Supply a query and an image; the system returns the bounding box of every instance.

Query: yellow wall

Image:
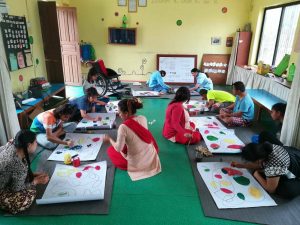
[70,0,252,82]
[249,0,300,65]
[6,0,47,93]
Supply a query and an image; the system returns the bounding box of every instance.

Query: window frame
[256,1,300,65]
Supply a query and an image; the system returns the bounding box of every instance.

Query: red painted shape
[214,174,222,179]
[95,165,101,170]
[76,172,82,178]
[210,143,220,149]
[92,137,100,142]
[227,144,243,149]
[187,105,193,109]
[83,166,93,171]
[204,130,209,134]
[220,188,232,194]
[222,167,243,176]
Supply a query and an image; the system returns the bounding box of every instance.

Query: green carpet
[1,98,253,225]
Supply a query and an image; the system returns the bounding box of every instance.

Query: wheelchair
[86,59,125,99]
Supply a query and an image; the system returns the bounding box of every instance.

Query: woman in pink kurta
[163,87,201,144]
[104,98,161,181]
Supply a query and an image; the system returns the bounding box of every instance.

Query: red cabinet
[236,32,252,67]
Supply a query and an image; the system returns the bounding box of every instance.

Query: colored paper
[105,101,120,113]
[197,162,277,209]
[36,161,107,205]
[48,133,103,161]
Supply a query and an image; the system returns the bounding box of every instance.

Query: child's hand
[231,161,244,168]
[67,140,74,147]
[103,135,111,143]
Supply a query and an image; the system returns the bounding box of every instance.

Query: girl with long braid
[0,130,49,214]
[103,98,161,181]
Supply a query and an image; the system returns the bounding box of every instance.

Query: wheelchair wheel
[95,75,108,96]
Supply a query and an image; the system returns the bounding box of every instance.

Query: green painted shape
[220,131,226,135]
[204,169,210,172]
[35,58,39,65]
[207,135,218,141]
[176,19,182,26]
[233,176,250,186]
[29,36,34,44]
[221,168,228,174]
[237,192,245,200]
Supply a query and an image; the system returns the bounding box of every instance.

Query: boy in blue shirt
[69,87,101,122]
[147,70,170,93]
[219,81,254,127]
[189,68,213,92]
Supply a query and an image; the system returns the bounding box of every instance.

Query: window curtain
[226,32,240,85]
[0,25,20,145]
[280,55,300,148]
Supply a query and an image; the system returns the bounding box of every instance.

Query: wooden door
[38,1,64,83]
[57,7,82,86]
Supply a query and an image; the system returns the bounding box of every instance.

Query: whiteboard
[157,54,197,83]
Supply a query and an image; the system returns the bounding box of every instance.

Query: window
[257,2,300,66]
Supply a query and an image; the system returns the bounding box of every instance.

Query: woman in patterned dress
[232,142,300,199]
[0,130,49,214]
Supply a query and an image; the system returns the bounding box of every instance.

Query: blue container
[251,134,260,144]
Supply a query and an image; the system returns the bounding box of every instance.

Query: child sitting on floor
[147,70,171,94]
[259,102,286,145]
[163,87,201,145]
[219,81,254,127]
[103,98,161,181]
[0,130,49,214]
[199,89,235,112]
[232,142,300,199]
[189,68,213,93]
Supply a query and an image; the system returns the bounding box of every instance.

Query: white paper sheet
[197,162,277,209]
[132,90,160,97]
[48,133,103,161]
[189,116,226,129]
[105,101,120,113]
[76,113,116,129]
[36,161,107,205]
[183,100,209,112]
[199,128,244,153]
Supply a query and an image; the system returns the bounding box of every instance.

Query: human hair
[118,98,143,115]
[199,89,208,96]
[86,87,99,97]
[87,67,98,83]
[14,130,36,182]
[233,81,245,92]
[241,142,273,162]
[160,70,166,76]
[272,103,286,116]
[191,68,200,73]
[53,104,74,119]
[170,87,190,104]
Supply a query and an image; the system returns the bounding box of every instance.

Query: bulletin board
[0,14,32,71]
[201,54,230,85]
[157,54,197,83]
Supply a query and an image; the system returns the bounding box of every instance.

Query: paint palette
[105,101,120,113]
[199,128,244,153]
[183,100,209,112]
[197,162,277,209]
[132,90,160,97]
[189,116,226,129]
[76,113,116,130]
[36,161,107,205]
[48,133,103,161]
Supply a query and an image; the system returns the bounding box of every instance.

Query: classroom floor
[2,86,273,225]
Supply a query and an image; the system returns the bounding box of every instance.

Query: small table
[16,83,65,128]
[247,89,286,120]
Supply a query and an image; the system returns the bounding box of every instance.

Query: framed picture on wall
[138,0,147,7]
[118,0,127,6]
[211,37,221,45]
[128,0,137,12]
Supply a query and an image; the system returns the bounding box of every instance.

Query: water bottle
[287,63,296,82]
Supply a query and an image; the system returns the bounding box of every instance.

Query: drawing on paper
[76,113,116,129]
[189,116,226,129]
[199,128,244,153]
[183,100,209,112]
[197,162,277,209]
[132,90,160,97]
[48,133,103,161]
[36,161,107,205]
[105,101,120,113]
